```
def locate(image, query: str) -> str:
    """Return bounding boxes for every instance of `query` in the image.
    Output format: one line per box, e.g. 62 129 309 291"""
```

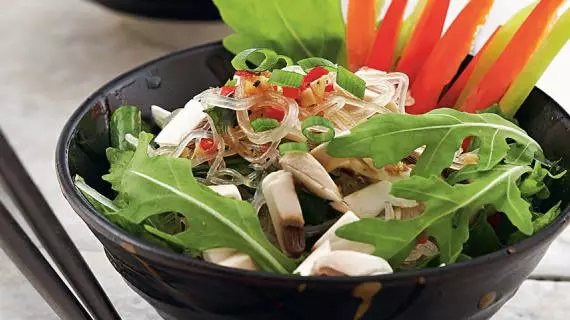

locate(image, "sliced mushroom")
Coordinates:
262 170 306 257
294 240 332 276
339 181 417 218
311 251 393 276
208 184 242 201
218 253 259 271
310 143 351 172
279 152 343 202
313 211 358 249
203 248 237 264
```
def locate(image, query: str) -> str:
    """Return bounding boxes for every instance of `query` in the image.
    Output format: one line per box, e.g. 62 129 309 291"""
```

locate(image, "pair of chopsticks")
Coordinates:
0 129 121 320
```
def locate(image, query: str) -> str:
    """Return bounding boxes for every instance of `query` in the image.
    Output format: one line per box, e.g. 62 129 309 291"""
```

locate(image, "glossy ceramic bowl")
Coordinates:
89 0 221 21
56 42 570 320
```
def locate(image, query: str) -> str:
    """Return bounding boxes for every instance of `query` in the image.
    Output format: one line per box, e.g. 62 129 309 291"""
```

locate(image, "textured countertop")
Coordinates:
0 0 569 319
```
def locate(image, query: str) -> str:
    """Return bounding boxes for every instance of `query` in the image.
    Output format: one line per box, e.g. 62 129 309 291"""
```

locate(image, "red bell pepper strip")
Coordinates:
395 0 450 83
395 0 428 66
346 0 377 71
234 70 258 78
407 0 494 115
282 87 301 100
220 86 236 97
302 66 330 88
366 0 409 72
460 0 566 113
439 26 501 107
263 107 285 122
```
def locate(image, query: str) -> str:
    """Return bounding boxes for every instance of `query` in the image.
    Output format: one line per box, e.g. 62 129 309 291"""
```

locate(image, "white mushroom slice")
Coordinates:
218 253 259 271
312 211 359 250
208 185 242 201
262 170 305 257
311 251 393 276
203 248 237 264
279 152 343 202
310 143 351 172
151 105 171 129
343 181 417 218
294 241 332 276
154 99 207 147
329 238 374 254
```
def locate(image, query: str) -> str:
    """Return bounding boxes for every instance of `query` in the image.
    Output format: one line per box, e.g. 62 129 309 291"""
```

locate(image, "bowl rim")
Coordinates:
56 41 570 285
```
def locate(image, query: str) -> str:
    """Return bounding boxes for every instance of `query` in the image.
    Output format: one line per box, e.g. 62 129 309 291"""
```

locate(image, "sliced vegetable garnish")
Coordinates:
346 0 377 71
220 86 237 97
282 87 302 99
500 8 570 117
439 26 501 107
279 142 309 155
460 0 565 113
336 66 366 99
366 0 409 72
274 55 294 69
297 57 337 72
301 116 335 143
302 66 330 87
408 0 494 114
199 138 216 152
268 69 304 88
231 48 279 72
251 118 280 132
395 0 428 65
263 106 286 122
396 0 450 83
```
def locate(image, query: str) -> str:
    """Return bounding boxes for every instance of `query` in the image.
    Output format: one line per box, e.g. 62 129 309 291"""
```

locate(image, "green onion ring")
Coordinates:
297 57 337 72
336 66 366 99
301 116 335 143
279 142 309 155
274 55 294 69
251 118 280 132
231 48 279 72
268 69 304 88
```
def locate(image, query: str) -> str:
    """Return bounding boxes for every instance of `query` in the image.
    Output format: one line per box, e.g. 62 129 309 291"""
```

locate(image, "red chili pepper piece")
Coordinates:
282 87 301 99
417 231 429 244
199 138 215 152
487 214 502 229
263 107 285 122
302 66 330 88
235 70 259 78
325 84 334 92
220 86 236 96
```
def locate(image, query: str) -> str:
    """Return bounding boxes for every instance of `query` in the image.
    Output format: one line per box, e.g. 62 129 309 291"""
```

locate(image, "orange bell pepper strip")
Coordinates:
395 0 450 83
346 0 377 71
456 2 537 107
407 0 494 115
460 0 566 113
439 26 501 107
366 0 409 71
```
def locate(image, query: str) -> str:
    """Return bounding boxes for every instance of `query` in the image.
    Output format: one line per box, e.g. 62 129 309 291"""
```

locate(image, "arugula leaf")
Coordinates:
505 143 536 165
428 210 471 264
463 211 502 257
102 147 134 192
327 108 542 177
213 0 346 65
508 202 562 244
113 133 296 273
336 165 533 265
204 107 237 134
74 175 119 214
110 105 142 151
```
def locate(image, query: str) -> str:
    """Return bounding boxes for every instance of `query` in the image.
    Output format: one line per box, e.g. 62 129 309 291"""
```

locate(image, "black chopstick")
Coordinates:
0 200 92 320
0 130 121 320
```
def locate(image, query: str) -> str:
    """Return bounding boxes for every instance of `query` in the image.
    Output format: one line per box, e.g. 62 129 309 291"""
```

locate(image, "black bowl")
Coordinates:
56 42 570 320
88 0 221 21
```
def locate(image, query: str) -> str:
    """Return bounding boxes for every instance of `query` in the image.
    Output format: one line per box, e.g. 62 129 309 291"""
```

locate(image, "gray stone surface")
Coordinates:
0 0 568 319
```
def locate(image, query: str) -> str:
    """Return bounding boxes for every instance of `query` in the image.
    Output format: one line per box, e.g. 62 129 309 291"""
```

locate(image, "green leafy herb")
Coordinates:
102 148 135 192
204 106 237 134
327 108 542 177
110 105 142 151
519 161 567 200
336 66 366 99
463 211 503 257
112 133 296 273
213 0 346 65
336 165 533 266
508 202 562 244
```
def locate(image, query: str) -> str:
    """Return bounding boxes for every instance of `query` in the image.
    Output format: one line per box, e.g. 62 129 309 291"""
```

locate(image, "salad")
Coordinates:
75 0 569 276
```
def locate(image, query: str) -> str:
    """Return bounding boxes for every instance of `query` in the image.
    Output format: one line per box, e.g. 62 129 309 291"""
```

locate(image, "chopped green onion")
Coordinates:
297 58 337 72
268 69 304 88
231 48 278 72
336 66 366 99
251 118 280 132
225 79 237 86
274 55 294 69
301 116 335 143
279 142 309 155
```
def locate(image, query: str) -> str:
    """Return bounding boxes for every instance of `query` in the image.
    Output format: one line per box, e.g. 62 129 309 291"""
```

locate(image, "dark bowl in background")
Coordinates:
56 42 570 320
88 0 221 21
